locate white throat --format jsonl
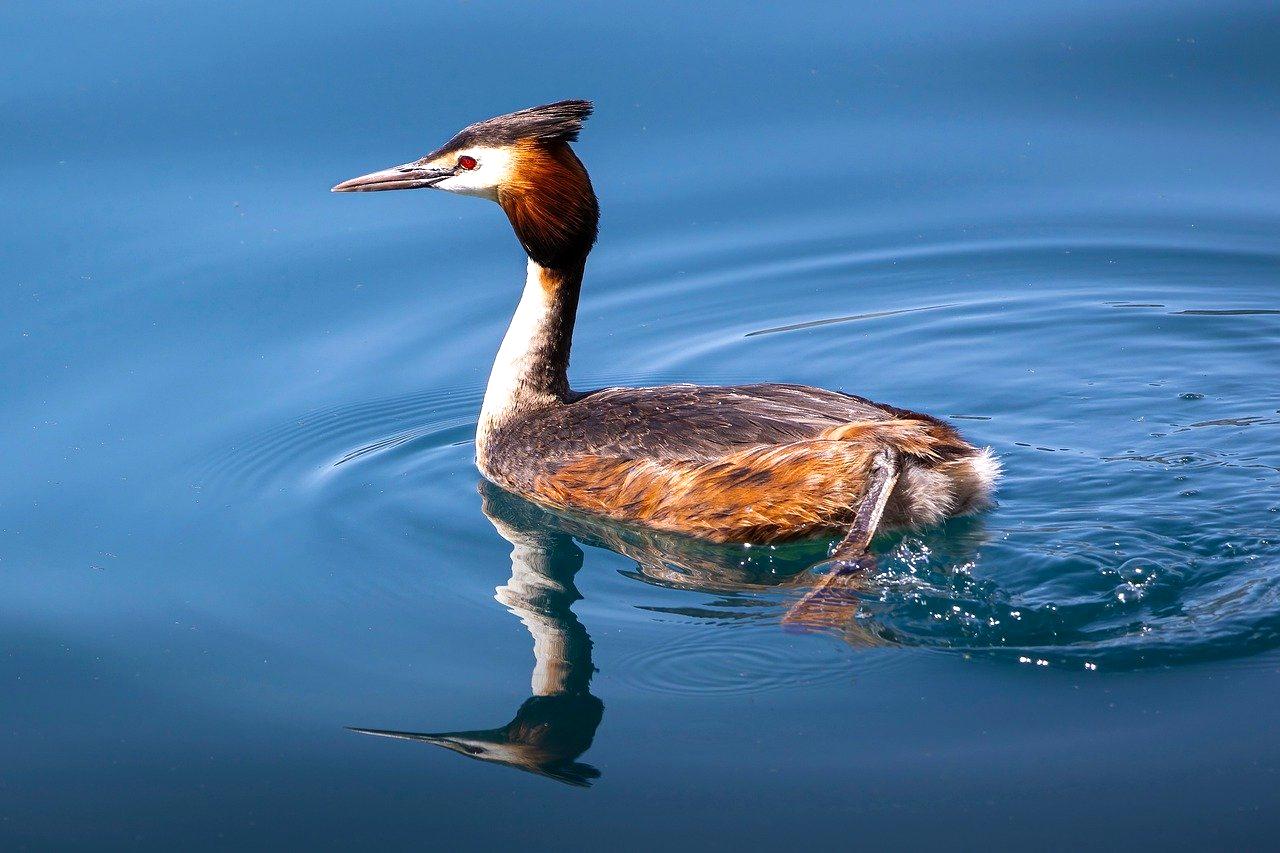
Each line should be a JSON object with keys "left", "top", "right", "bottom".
{"left": 477, "top": 260, "right": 561, "bottom": 460}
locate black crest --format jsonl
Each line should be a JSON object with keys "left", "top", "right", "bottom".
{"left": 434, "top": 100, "right": 594, "bottom": 155}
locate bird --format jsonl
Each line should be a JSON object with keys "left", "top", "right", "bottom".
{"left": 333, "top": 100, "right": 999, "bottom": 571}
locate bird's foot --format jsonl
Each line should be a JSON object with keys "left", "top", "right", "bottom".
{"left": 781, "top": 555, "right": 875, "bottom": 637}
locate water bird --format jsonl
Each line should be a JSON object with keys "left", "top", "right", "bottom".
{"left": 333, "top": 100, "right": 999, "bottom": 575}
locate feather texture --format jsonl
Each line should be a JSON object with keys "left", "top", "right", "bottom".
{"left": 480, "top": 383, "right": 998, "bottom": 542}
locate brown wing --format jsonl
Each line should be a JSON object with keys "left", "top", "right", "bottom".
{"left": 497, "top": 383, "right": 898, "bottom": 475}
{"left": 563, "top": 383, "right": 897, "bottom": 455}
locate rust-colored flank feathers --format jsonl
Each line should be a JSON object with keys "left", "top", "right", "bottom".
{"left": 333, "top": 100, "right": 1000, "bottom": 569}
{"left": 532, "top": 417, "right": 978, "bottom": 543}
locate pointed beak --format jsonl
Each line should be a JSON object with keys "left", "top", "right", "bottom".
{"left": 331, "top": 161, "right": 455, "bottom": 193}
{"left": 346, "top": 726, "right": 447, "bottom": 743}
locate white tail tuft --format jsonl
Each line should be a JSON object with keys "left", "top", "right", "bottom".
{"left": 953, "top": 445, "right": 1002, "bottom": 515}
{"left": 970, "top": 446, "right": 1002, "bottom": 498}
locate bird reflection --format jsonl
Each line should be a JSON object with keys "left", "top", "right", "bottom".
{"left": 350, "top": 481, "right": 923, "bottom": 785}
{"left": 350, "top": 486, "right": 604, "bottom": 786}
{"left": 484, "top": 483, "right": 891, "bottom": 644}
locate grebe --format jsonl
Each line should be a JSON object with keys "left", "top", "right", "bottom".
{"left": 333, "top": 100, "right": 999, "bottom": 566}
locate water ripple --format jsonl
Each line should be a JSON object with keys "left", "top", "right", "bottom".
{"left": 195, "top": 386, "right": 481, "bottom": 498}
{"left": 196, "top": 218, "right": 1280, "bottom": 675}
{"left": 609, "top": 622, "right": 863, "bottom": 696}
{"left": 744, "top": 303, "right": 956, "bottom": 337}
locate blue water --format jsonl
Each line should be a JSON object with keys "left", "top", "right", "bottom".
{"left": 4, "top": 1, "right": 1280, "bottom": 847}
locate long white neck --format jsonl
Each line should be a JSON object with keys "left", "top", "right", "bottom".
{"left": 476, "top": 259, "right": 579, "bottom": 464}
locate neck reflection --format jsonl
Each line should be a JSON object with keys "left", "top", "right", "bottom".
{"left": 349, "top": 483, "right": 603, "bottom": 787}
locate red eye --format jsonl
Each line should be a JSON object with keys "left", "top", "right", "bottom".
{"left": 457, "top": 155, "right": 477, "bottom": 170}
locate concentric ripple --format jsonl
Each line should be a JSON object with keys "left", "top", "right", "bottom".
{"left": 582, "top": 221, "right": 1280, "bottom": 672}
{"left": 608, "top": 621, "right": 863, "bottom": 695}
{"left": 195, "top": 385, "right": 482, "bottom": 499}
{"left": 198, "top": 212, "right": 1280, "bottom": 682}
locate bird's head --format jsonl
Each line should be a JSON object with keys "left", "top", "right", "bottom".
{"left": 333, "top": 99, "right": 599, "bottom": 269}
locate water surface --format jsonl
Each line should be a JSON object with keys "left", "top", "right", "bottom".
{"left": 3, "top": 1, "right": 1279, "bottom": 847}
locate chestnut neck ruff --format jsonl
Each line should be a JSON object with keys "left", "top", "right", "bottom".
{"left": 477, "top": 141, "right": 598, "bottom": 463}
